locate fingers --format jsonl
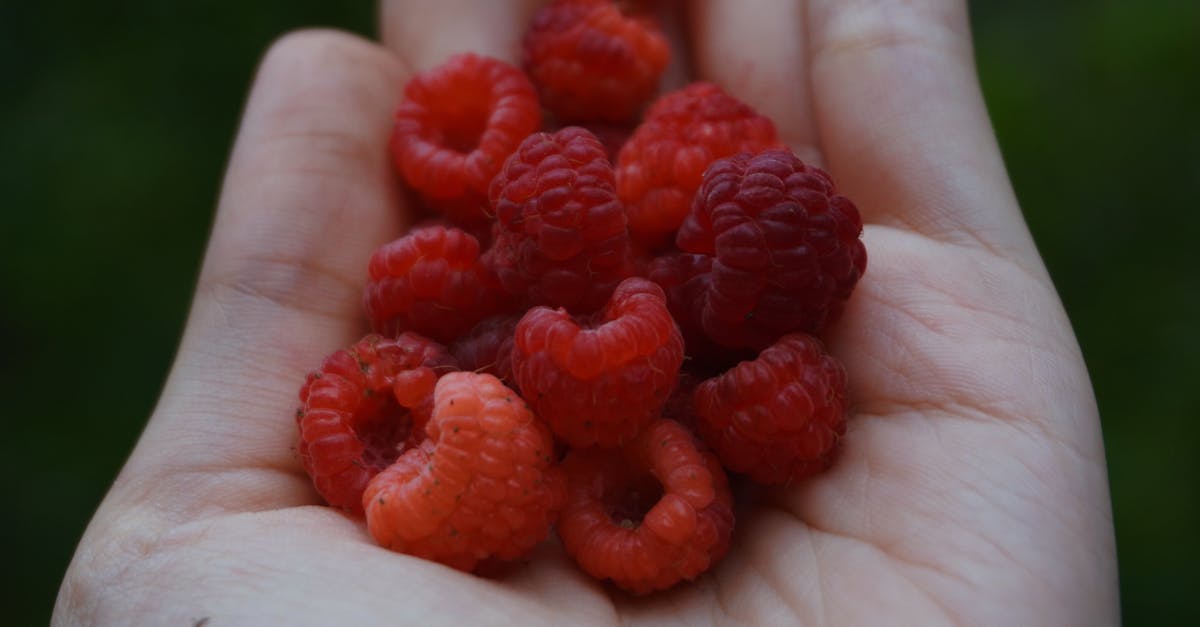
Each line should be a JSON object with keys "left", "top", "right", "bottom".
{"left": 646, "top": 0, "right": 694, "bottom": 92}
{"left": 379, "top": 0, "right": 545, "bottom": 69}
{"left": 115, "top": 30, "right": 410, "bottom": 515}
{"left": 807, "top": 0, "right": 1034, "bottom": 253}
{"left": 688, "top": 0, "right": 820, "bottom": 163}
{"left": 379, "top": 1, "right": 696, "bottom": 95}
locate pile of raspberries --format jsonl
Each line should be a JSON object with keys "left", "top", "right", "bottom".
{"left": 295, "top": 0, "right": 866, "bottom": 595}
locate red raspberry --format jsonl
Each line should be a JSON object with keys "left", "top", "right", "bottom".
{"left": 363, "top": 372, "right": 566, "bottom": 572}
{"left": 448, "top": 313, "right": 521, "bottom": 386}
{"left": 296, "top": 333, "right": 458, "bottom": 514}
{"left": 512, "top": 278, "right": 684, "bottom": 448}
{"left": 546, "top": 120, "right": 632, "bottom": 164}
{"left": 693, "top": 333, "right": 848, "bottom": 484}
{"left": 660, "top": 369, "right": 703, "bottom": 432}
{"left": 392, "top": 53, "right": 541, "bottom": 227}
{"left": 406, "top": 215, "right": 495, "bottom": 250}
{"left": 364, "top": 226, "right": 505, "bottom": 344}
{"left": 676, "top": 149, "right": 867, "bottom": 349}
{"left": 558, "top": 419, "right": 734, "bottom": 594}
{"left": 483, "top": 126, "right": 633, "bottom": 312}
{"left": 616, "top": 82, "right": 782, "bottom": 249}
{"left": 523, "top": 0, "right": 670, "bottom": 123}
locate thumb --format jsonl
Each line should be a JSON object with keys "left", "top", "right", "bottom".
{"left": 104, "top": 30, "right": 410, "bottom": 520}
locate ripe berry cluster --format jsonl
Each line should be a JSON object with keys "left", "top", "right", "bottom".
{"left": 295, "top": 0, "right": 867, "bottom": 595}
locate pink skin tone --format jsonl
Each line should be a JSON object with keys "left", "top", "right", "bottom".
{"left": 55, "top": 1, "right": 1118, "bottom": 626}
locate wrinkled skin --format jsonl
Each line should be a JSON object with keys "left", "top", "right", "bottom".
{"left": 55, "top": 2, "right": 1118, "bottom": 625}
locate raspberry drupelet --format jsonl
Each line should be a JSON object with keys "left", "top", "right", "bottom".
{"left": 296, "top": 333, "right": 458, "bottom": 514}
{"left": 483, "top": 126, "right": 633, "bottom": 313}
{"left": 392, "top": 53, "right": 541, "bottom": 228}
{"left": 558, "top": 419, "right": 734, "bottom": 594}
{"left": 523, "top": 0, "right": 670, "bottom": 123}
{"left": 363, "top": 372, "right": 566, "bottom": 572}
{"left": 512, "top": 277, "right": 684, "bottom": 448}
{"left": 693, "top": 333, "right": 848, "bottom": 484}
{"left": 616, "top": 82, "right": 782, "bottom": 249}
{"left": 364, "top": 225, "right": 506, "bottom": 344}
{"left": 676, "top": 149, "right": 868, "bottom": 349}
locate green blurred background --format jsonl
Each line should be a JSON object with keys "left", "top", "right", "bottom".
{"left": 1, "top": 0, "right": 1196, "bottom": 623}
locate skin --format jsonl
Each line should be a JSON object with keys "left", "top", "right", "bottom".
{"left": 53, "top": 1, "right": 1119, "bottom": 625}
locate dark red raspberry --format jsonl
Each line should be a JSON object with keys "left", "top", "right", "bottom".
{"left": 646, "top": 251, "right": 758, "bottom": 373}
{"left": 363, "top": 226, "right": 507, "bottom": 344}
{"left": 646, "top": 251, "right": 713, "bottom": 349}
{"left": 558, "top": 419, "right": 734, "bottom": 594}
{"left": 448, "top": 313, "right": 521, "bottom": 386}
{"left": 523, "top": 0, "right": 670, "bottom": 123}
{"left": 392, "top": 53, "right": 541, "bottom": 228}
{"left": 693, "top": 333, "right": 848, "bottom": 484}
{"left": 296, "top": 333, "right": 458, "bottom": 514}
{"left": 363, "top": 372, "right": 566, "bottom": 572}
{"left": 483, "top": 126, "right": 633, "bottom": 312}
{"left": 676, "top": 149, "right": 867, "bottom": 349}
{"left": 512, "top": 277, "right": 684, "bottom": 448}
{"left": 616, "top": 82, "right": 782, "bottom": 249}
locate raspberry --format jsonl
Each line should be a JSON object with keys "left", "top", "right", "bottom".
{"left": 406, "top": 215, "right": 495, "bottom": 250}
{"left": 363, "top": 372, "right": 566, "bottom": 572}
{"left": 660, "top": 369, "right": 703, "bottom": 432}
{"left": 483, "top": 126, "right": 633, "bottom": 312}
{"left": 523, "top": 0, "right": 670, "bottom": 123}
{"left": 558, "top": 419, "right": 734, "bottom": 594}
{"left": 693, "top": 333, "right": 848, "bottom": 484}
{"left": 512, "top": 277, "right": 684, "bottom": 448}
{"left": 676, "top": 150, "right": 867, "bottom": 349}
{"left": 616, "top": 82, "right": 782, "bottom": 248}
{"left": 448, "top": 313, "right": 521, "bottom": 385}
{"left": 364, "top": 226, "right": 505, "bottom": 343}
{"left": 646, "top": 251, "right": 713, "bottom": 348}
{"left": 392, "top": 53, "right": 541, "bottom": 227}
{"left": 296, "top": 333, "right": 458, "bottom": 514}
{"left": 546, "top": 120, "right": 632, "bottom": 164}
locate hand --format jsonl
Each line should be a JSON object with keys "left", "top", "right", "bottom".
{"left": 54, "top": 1, "right": 1118, "bottom": 625}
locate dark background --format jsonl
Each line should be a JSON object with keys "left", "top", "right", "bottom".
{"left": 1, "top": 1, "right": 1196, "bottom": 624}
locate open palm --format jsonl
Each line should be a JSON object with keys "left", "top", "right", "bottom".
{"left": 55, "top": 1, "right": 1118, "bottom": 625}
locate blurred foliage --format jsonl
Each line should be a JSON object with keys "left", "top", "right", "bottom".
{"left": 0, "top": 0, "right": 1196, "bottom": 624}
{"left": 974, "top": 1, "right": 1200, "bottom": 623}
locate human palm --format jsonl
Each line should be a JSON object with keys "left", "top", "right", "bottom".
{"left": 55, "top": 1, "right": 1118, "bottom": 625}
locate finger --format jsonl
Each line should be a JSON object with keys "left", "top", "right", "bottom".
{"left": 379, "top": 0, "right": 545, "bottom": 69}
{"left": 807, "top": 0, "right": 1033, "bottom": 252}
{"left": 113, "top": 30, "right": 410, "bottom": 515}
{"left": 688, "top": 0, "right": 821, "bottom": 164}
{"left": 648, "top": 0, "right": 693, "bottom": 92}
